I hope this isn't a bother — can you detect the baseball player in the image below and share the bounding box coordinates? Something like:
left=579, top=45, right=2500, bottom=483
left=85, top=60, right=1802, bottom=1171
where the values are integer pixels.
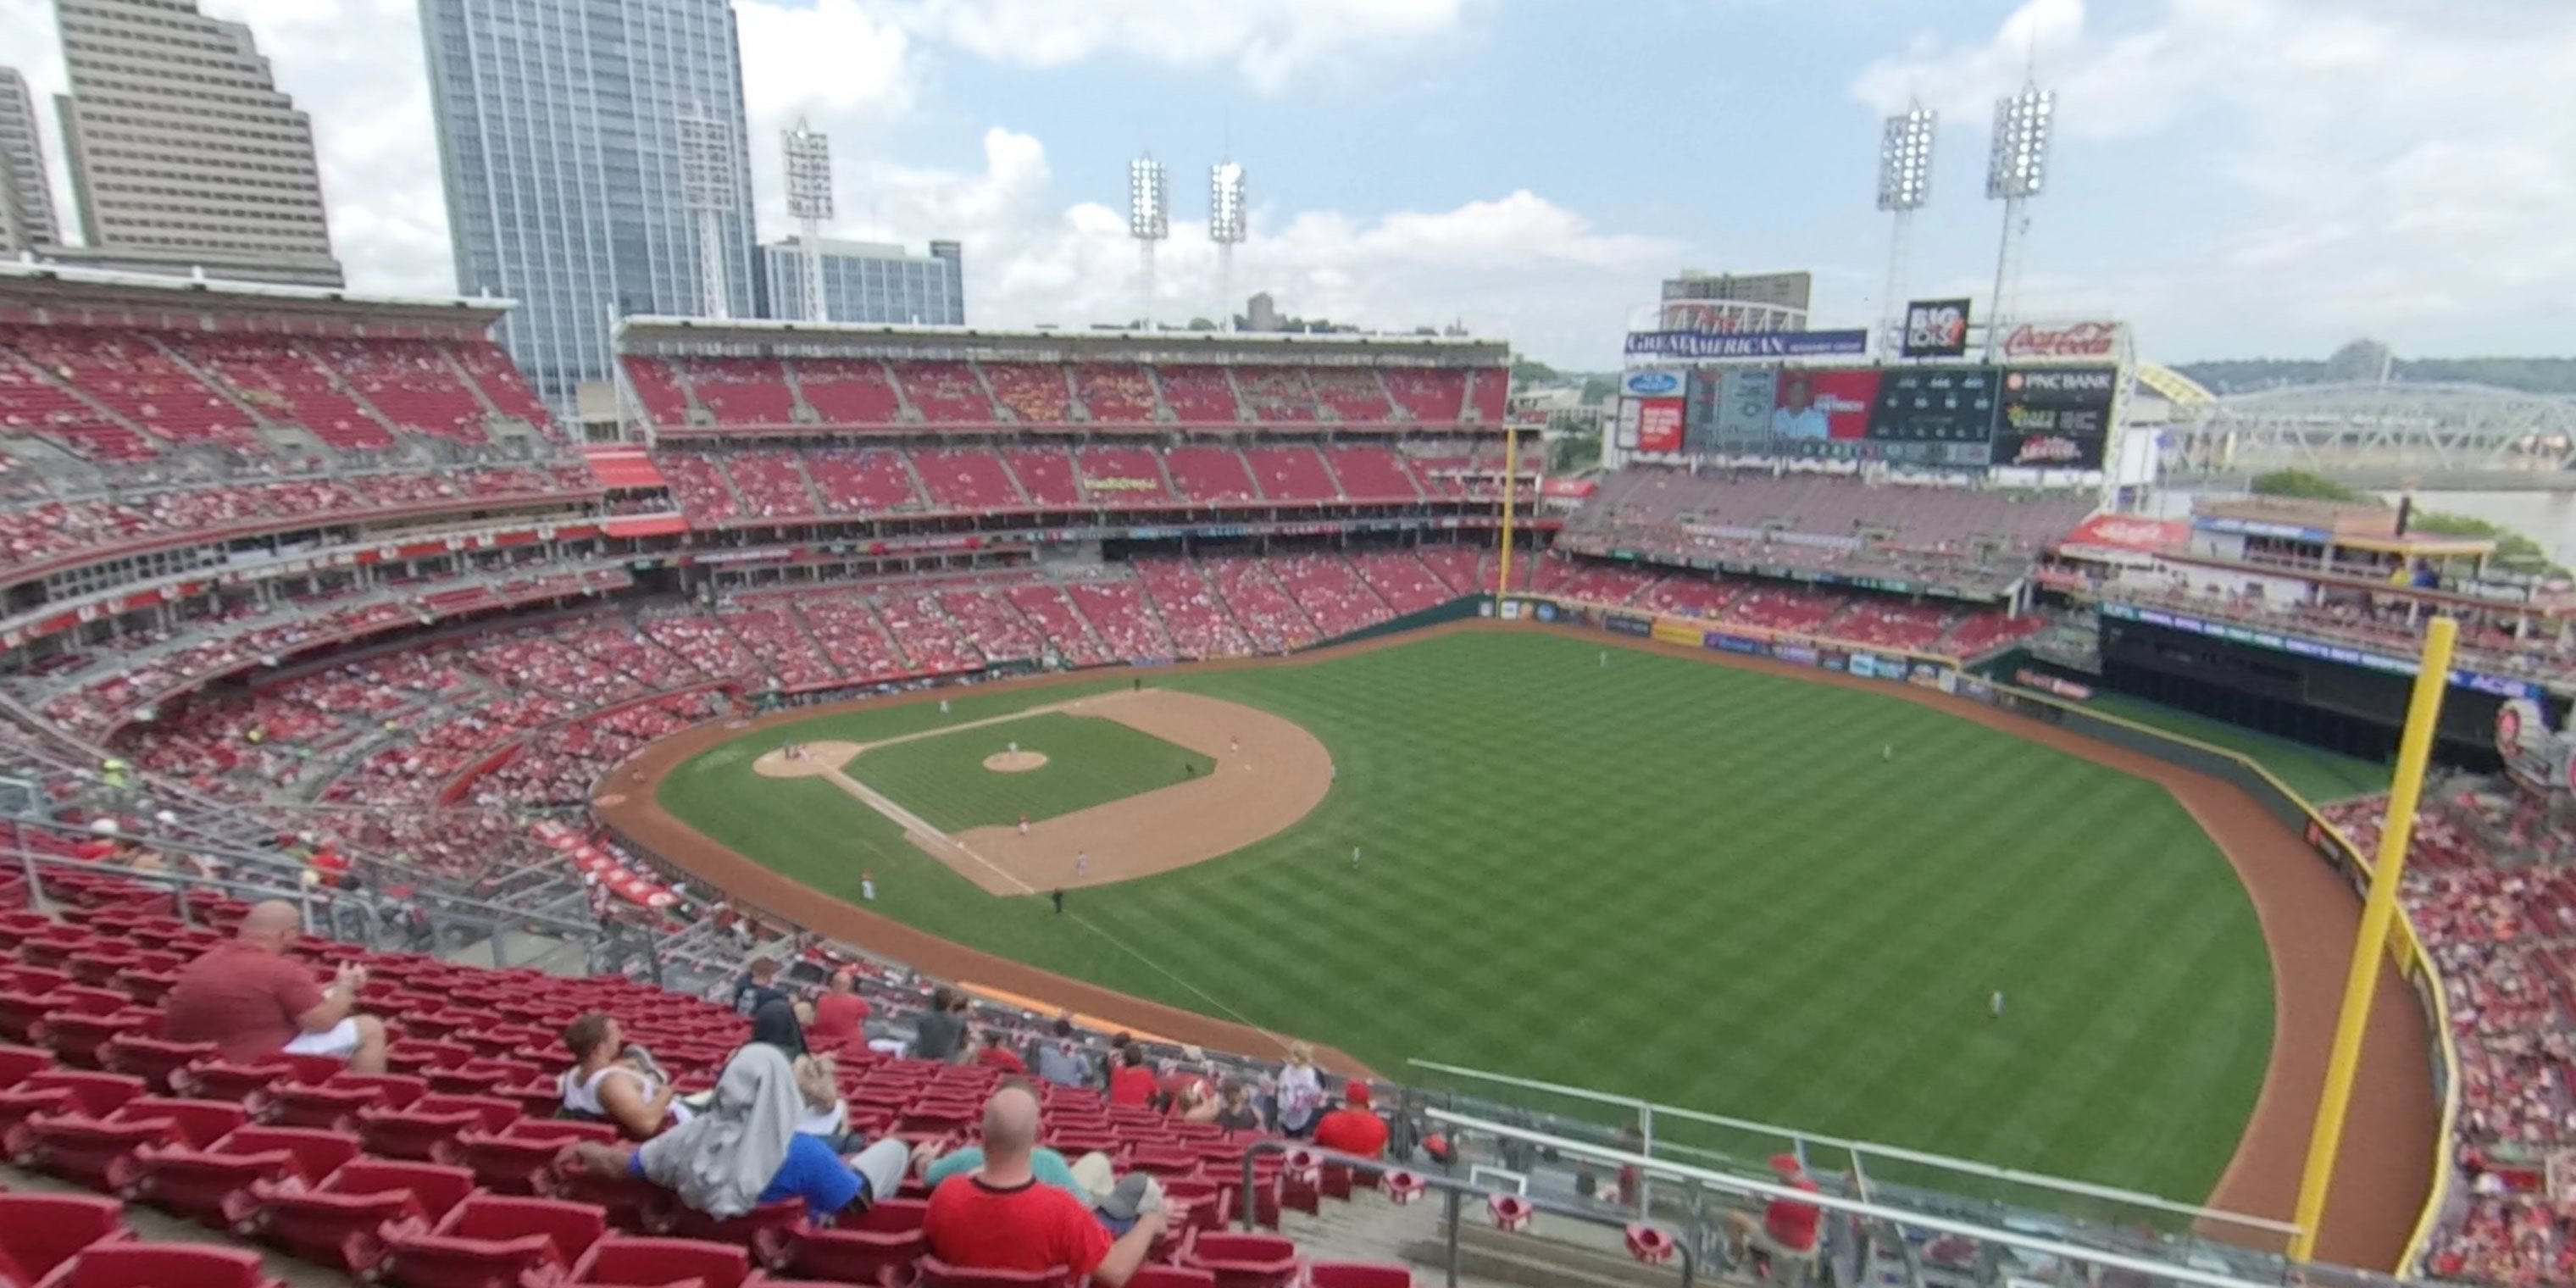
left=1074, top=851, right=1090, bottom=880
left=1883, top=744, right=1896, bottom=763
left=1352, top=845, right=1363, bottom=869
left=860, top=871, right=876, bottom=902
left=1990, top=990, right=2007, bottom=1020
left=1018, top=813, right=1030, bottom=837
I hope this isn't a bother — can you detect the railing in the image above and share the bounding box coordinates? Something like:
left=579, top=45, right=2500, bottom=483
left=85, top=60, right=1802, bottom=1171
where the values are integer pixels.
left=1403, top=1058, right=2301, bottom=1256
left=1422, top=1108, right=2408, bottom=1288
left=1237, top=1139, right=1696, bottom=1288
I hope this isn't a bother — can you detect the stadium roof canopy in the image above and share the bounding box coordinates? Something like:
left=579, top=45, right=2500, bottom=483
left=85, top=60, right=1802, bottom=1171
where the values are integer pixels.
left=0, top=257, right=515, bottom=333
left=613, top=314, right=1510, bottom=366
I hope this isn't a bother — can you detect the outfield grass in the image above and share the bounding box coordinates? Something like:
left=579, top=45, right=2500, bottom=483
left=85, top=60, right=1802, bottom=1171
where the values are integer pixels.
left=662, top=632, right=2273, bottom=1206
left=847, top=712, right=1213, bottom=830
left=2078, top=693, right=2390, bottom=803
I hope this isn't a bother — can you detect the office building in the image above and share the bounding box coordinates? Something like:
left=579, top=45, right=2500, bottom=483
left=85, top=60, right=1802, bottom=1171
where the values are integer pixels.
left=48, top=0, right=341, bottom=286
left=1658, top=269, right=1812, bottom=331
left=761, top=236, right=962, bottom=325
left=420, top=0, right=759, bottom=409
left=0, top=67, right=58, bottom=253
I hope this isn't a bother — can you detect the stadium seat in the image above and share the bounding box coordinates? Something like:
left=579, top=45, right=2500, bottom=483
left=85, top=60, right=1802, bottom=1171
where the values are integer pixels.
left=1180, top=1232, right=1302, bottom=1288
left=780, top=1196, right=923, bottom=1284
left=380, top=1194, right=607, bottom=1288
left=25, top=1243, right=282, bottom=1287
left=567, top=1235, right=752, bottom=1288
left=1307, top=1264, right=1413, bottom=1288
left=660, top=1198, right=805, bottom=1265
left=130, top=1125, right=364, bottom=1228
left=356, top=1093, right=521, bottom=1163
left=0, top=1194, right=130, bottom=1285
left=1126, top=1269, right=1217, bottom=1288
left=913, top=1257, right=1071, bottom=1288
left=247, top=1159, right=476, bottom=1274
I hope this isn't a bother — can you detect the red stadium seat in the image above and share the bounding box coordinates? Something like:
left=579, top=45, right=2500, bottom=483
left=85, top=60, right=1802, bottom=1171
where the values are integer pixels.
left=568, top=1235, right=751, bottom=1288
left=1180, top=1232, right=1302, bottom=1288
left=780, top=1196, right=923, bottom=1285
left=247, top=1159, right=476, bottom=1274
left=130, top=1125, right=363, bottom=1227
left=26, top=1243, right=280, bottom=1288
left=1126, top=1269, right=1217, bottom=1288
left=1307, top=1264, right=1413, bottom=1288
left=913, top=1257, right=1071, bottom=1288
left=381, top=1194, right=607, bottom=1288
left=357, top=1093, right=520, bottom=1163
left=0, top=1194, right=130, bottom=1285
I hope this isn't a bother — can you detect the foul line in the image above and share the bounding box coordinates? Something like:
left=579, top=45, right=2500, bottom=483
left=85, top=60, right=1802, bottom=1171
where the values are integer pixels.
left=816, top=764, right=1035, bottom=895
left=1063, top=908, right=1292, bottom=1058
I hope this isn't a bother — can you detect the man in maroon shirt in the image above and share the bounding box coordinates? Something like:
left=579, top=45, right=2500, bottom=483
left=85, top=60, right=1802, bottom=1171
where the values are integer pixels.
left=923, top=1082, right=1163, bottom=1285
left=807, top=969, right=871, bottom=1046
left=1726, top=1153, right=1824, bottom=1271
left=1310, top=1080, right=1391, bottom=1160
left=164, top=901, right=386, bottom=1072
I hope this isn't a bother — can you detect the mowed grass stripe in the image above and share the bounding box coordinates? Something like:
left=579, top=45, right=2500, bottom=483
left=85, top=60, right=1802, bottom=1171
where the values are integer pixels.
left=661, top=630, right=2271, bottom=1204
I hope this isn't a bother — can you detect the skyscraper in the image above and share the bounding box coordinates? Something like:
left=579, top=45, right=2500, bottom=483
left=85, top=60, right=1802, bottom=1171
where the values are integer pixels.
left=0, top=67, right=58, bottom=254
left=47, top=0, right=341, bottom=285
left=419, top=0, right=759, bottom=410
left=761, top=237, right=963, bottom=326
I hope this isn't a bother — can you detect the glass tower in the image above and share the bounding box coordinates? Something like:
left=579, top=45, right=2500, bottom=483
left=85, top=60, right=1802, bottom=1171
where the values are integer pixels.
left=419, top=0, right=759, bottom=410
left=762, top=237, right=963, bottom=326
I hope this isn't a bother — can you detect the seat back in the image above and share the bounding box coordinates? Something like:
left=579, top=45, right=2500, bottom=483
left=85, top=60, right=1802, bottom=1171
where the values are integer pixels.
left=1308, top=1264, right=1413, bottom=1288
left=35, top=1242, right=274, bottom=1288
left=913, top=1257, right=1070, bottom=1288
left=569, top=1236, right=748, bottom=1288
left=0, top=1193, right=126, bottom=1280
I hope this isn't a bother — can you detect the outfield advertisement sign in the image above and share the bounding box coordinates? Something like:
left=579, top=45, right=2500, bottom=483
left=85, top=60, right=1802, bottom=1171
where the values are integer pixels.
left=2101, top=601, right=2545, bottom=698
left=1624, top=328, right=1871, bottom=360
left=1707, top=632, right=1764, bottom=655
left=1604, top=613, right=1652, bottom=638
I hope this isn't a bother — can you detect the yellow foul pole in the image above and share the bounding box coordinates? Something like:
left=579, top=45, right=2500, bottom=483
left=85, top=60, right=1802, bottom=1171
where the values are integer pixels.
left=2288, top=614, right=2457, bottom=1263
left=1494, top=425, right=1519, bottom=601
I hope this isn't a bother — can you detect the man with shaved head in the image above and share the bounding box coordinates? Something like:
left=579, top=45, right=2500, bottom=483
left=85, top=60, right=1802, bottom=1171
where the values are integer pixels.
left=164, top=899, right=387, bottom=1073
left=922, top=1080, right=1164, bottom=1285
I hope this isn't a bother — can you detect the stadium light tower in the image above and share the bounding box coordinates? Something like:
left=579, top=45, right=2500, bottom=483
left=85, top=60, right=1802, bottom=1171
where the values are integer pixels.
left=1983, top=80, right=2055, bottom=358
left=1209, top=159, right=1246, bottom=326
left=783, top=119, right=835, bottom=323
left=1129, top=152, right=1169, bottom=325
left=1876, top=103, right=1935, bottom=349
left=678, top=104, right=741, bottom=319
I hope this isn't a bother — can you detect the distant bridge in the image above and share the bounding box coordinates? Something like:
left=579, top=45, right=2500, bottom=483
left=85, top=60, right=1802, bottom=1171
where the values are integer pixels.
left=2151, top=380, right=2576, bottom=482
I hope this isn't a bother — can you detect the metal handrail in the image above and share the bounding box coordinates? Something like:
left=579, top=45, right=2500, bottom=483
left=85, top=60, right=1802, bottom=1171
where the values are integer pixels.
left=1424, top=1108, right=2328, bottom=1288
left=1238, top=1139, right=1695, bottom=1288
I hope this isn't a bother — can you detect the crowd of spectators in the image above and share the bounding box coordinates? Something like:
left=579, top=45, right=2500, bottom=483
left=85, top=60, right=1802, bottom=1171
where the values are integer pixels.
left=2323, top=786, right=2576, bottom=1285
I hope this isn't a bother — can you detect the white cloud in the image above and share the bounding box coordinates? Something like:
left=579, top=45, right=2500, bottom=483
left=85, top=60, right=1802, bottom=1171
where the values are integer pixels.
left=876, top=0, right=1479, bottom=95
left=1852, top=0, right=2576, bottom=351
left=0, top=0, right=1644, bottom=364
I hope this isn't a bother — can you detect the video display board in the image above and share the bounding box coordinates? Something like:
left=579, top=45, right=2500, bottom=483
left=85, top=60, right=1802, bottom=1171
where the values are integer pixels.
left=1677, top=361, right=2112, bottom=469
left=1991, top=366, right=2117, bottom=469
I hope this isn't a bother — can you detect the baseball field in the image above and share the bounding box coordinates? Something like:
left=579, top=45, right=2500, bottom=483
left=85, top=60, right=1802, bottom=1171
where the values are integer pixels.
left=648, top=628, right=2279, bottom=1208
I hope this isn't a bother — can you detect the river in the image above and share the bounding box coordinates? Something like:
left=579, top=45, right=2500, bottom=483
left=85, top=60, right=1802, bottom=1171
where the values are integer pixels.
left=2151, top=490, right=2576, bottom=566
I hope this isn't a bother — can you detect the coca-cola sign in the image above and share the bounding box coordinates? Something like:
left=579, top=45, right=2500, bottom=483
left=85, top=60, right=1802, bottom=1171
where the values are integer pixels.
left=2001, top=321, right=2120, bottom=360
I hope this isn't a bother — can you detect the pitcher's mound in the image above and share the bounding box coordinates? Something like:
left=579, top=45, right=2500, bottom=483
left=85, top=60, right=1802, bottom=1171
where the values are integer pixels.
left=985, top=751, right=1050, bottom=773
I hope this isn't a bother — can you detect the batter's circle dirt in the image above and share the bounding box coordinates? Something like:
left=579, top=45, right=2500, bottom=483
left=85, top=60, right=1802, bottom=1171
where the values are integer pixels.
left=983, top=751, right=1049, bottom=773
left=594, top=620, right=2435, bottom=1269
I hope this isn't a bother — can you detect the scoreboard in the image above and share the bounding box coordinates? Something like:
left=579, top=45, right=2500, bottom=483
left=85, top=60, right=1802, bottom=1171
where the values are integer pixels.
left=1676, top=361, right=2117, bottom=469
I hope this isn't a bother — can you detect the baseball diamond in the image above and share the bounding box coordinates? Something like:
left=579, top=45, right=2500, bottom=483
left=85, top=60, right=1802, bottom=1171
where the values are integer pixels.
left=605, top=623, right=2437, bottom=1268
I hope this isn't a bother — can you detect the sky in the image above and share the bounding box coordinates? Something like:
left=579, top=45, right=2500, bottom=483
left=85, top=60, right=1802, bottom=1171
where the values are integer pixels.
left=2, top=0, right=2569, bottom=370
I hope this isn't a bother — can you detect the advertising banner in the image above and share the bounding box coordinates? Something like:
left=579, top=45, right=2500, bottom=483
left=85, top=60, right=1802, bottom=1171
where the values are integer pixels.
left=1635, top=397, right=1686, bottom=454
left=1999, top=320, right=2124, bottom=363
left=1709, top=631, right=1765, bottom=655
left=1994, top=366, right=2117, bottom=469
left=1768, top=368, right=1882, bottom=444
left=1848, top=652, right=1884, bottom=678
left=1651, top=619, right=1703, bottom=647
left=1605, top=613, right=1652, bottom=638
left=1624, top=329, right=1870, bottom=360
left=1772, top=643, right=1819, bottom=666
left=1901, top=298, right=1974, bottom=358
left=1818, top=649, right=1848, bottom=672
left=1868, top=366, right=2005, bottom=465
left=1621, top=369, right=1686, bottom=399
left=1613, top=396, right=1641, bottom=450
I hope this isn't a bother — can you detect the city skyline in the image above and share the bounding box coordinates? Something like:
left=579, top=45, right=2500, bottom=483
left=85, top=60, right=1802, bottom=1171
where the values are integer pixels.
left=0, top=0, right=2563, bottom=369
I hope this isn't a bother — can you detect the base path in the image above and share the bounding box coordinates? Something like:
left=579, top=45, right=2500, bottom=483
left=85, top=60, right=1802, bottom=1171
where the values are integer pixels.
left=748, top=690, right=1330, bottom=895
left=597, top=622, right=2436, bottom=1268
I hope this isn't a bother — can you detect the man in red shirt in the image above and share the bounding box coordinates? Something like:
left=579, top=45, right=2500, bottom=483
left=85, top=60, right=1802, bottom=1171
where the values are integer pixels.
left=924, top=1082, right=1163, bottom=1285
left=1106, top=1044, right=1158, bottom=1107
left=973, top=1029, right=1028, bottom=1074
left=1310, top=1080, right=1391, bottom=1159
left=807, top=969, right=871, bottom=1046
left=164, top=901, right=386, bottom=1072
left=1726, top=1153, right=1824, bottom=1271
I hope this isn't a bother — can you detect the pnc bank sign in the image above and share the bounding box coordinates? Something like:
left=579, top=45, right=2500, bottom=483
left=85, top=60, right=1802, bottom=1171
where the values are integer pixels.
left=2001, top=320, right=2122, bottom=360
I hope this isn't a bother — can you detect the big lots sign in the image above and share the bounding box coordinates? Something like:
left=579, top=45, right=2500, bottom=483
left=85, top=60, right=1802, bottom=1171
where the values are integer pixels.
left=2002, top=320, right=2122, bottom=360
